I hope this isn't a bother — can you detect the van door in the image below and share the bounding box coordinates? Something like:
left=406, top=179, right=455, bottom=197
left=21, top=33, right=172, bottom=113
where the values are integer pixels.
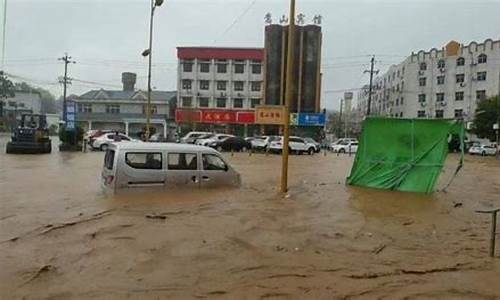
left=165, top=152, right=200, bottom=188
left=200, top=153, right=234, bottom=188
left=121, top=152, right=165, bottom=188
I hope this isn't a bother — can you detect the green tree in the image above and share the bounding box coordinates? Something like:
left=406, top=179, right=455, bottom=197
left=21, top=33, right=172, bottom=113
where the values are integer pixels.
left=473, top=95, right=500, bottom=142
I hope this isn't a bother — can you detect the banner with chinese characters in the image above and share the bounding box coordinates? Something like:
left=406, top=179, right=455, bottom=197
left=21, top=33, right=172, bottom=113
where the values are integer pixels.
left=254, top=105, right=285, bottom=125
left=175, top=109, right=255, bottom=124
left=65, top=101, right=77, bottom=131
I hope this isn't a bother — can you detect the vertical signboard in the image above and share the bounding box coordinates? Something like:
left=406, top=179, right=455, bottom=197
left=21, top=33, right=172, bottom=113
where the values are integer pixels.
left=65, top=101, right=76, bottom=131
left=255, top=105, right=285, bottom=125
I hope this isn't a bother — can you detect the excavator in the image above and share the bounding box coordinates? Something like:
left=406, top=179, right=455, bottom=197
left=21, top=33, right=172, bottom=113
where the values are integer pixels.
left=6, top=114, right=52, bottom=154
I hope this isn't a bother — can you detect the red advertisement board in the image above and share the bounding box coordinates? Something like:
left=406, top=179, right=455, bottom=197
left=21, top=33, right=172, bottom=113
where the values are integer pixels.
left=176, top=109, right=255, bottom=124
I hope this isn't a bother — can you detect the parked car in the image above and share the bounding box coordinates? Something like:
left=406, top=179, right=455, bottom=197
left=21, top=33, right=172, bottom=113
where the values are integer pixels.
left=331, top=140, right=358, bottom=153
left=304, top=137, right=321, bottom=153
left=180, top=131, right=211, bottom=144
left=92, top=132, right=140, bottom=151
left=196, top=133, right=234, bottom=146
left=269, top=136, right=317, bottom=155
left=208, top=136, right=251, bottom=152
left=102, top=142, right=241, bottom=191
left=330, top=138, right=358, bottom=150
left=468, top=144, right=498, bottom=156
left=250, top=135, right=279, bottom=151
left=85, top=129, right=114, bottom=146
left=149, top=133, right=166, bottom=143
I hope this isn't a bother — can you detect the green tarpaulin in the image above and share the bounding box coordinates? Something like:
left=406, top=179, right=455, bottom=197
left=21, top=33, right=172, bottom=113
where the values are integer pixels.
left=347, top=118, right=464, bottom=193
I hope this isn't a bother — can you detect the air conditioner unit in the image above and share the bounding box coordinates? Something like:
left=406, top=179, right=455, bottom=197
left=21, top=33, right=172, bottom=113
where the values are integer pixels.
left=441, top=101, right=447, bottom=106
left=460, top=82, right=466, bottom=87
left=418, top=71, right=425, bottom=76
left=420, top=102, right=427, bottom=107
left=197, top=92, right=201, bottom=96
left=439, top=68, right=445, bottom=73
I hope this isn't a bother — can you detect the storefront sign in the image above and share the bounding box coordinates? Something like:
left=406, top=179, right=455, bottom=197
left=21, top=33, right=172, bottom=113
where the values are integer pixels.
left=255, top=105, right=285, bottom=125
left=297, top=113, right=326, bottom=126
left=65, top=101, right=77, bottom=131
left=175, top=109, right=255, bottom=124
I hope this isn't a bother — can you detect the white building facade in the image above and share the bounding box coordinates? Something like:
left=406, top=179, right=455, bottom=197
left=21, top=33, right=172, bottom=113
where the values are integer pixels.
left=176, top=47, right=264, bottom=110
left=357, top=39, right=500, bottom=122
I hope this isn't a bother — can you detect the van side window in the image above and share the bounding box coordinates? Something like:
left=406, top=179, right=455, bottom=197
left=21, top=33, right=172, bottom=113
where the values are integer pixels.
left=104, top=150, right=115, bottom=170
left=125, top=152, right=162, bottom=170
left=168, top=153, right=198, bottom=170
left=202, top=154, right=227, bottom=171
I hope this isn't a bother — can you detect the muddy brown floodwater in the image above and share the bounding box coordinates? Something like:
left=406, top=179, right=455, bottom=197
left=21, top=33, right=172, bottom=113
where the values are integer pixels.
left=1, top=136, right=500, bottom=299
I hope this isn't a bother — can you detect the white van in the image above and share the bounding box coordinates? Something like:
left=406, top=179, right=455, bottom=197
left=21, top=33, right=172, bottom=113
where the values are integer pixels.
left=102, top=142, right=241, bottom=191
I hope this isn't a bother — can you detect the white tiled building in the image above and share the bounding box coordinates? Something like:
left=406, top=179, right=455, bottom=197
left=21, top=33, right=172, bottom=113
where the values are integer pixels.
left=357, top=39, right=500, bottom=121
left=176, top=47, right=264, bottom=110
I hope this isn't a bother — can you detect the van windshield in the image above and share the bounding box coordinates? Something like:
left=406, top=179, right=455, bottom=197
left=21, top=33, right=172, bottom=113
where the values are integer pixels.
left=104, top=150, right=115, bottom=170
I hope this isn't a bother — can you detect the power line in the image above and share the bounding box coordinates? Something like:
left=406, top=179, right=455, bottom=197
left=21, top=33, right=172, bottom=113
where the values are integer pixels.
left=213, top=0, right=257, bottom=45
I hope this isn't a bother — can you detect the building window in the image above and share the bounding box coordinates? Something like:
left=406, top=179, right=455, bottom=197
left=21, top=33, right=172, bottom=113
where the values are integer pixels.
left=455, top=91, right=464, bottom=101
left=436, top=93, right=445, bottom=102
left=78, top=103, right=92, bottom=113
left=106, top=104, right=120, bottom=114
left=456, top=74, right=465, bottom=83
left=182, top=61, right=193, bottom=72
left=199, top=62, right=210, bottom=73
left=216, top=81, right=227, bottom=91
left=417, top=110, right=426, bottom=118
left=216, top=63, right=227, bottom=73
left=454, top=109, right=463, bottom=118
left=251, top=81, right=261, bottom=92
left=234, top=63, right=245, bottom=74
left=457, top=57, right=465, bottom=66
left=419, top=77, right=426, bottom=87
left=400, top=112, right=403, bottom=118
left=400, top=97, right=404, bottom=105
left=126, top=153, right=162, bottom=170
left=418, top=94, right=426, bottom=103
left=168, top=153, right=197, bottom=170
left=437, top=59, right=445, bottom=69
left=233, top=98, right=244, bottom=108
left=199, top=80, right=209, bottom=90
left=477, top=71, right=487, bottom=81
left=396, top=98, right=399, bottom=106
left=435, top=110, right=444, bottom=118
left=437, top=76, right=445, bottom=85
left=182, top=97, right=192, bottom=107
left=252, top=64, right=262, bottom=74
left=216, top=97, right=226, bottom=108
left=476, top=90, right=486, bottom=101
left=199, top=97, right=209, bottom=108
left=234, top=81, right=244, bottom=91
left=478, top=54, right=487, bottom=64
left=250, top=98, right=261, bottom=108
left=182, top=79, right=192, bottom=89
left=142, top=105, right=158, bottom=114
left=419, top=62, right=427, bottom=71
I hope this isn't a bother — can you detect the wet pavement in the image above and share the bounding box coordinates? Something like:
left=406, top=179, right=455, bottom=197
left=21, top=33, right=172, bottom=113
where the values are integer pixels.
left=1, top=136, right=500, bottom=299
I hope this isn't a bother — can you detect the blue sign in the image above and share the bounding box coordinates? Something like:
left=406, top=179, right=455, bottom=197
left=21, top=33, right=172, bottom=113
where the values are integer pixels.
left=65, top=101, right=77, bottom=131
left=297, top=113, right=326, bottom=126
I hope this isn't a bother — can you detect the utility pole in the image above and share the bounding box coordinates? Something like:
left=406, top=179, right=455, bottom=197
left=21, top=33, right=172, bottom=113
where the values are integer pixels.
left=58, top=53, right=75, bottom=123
left=280, top=0, right=295, bottom=193
left=338, top=98, right=343, bottom=138
left=364, top=56, right=378, bottom=116
left=1, top=0, right=7, bottom=69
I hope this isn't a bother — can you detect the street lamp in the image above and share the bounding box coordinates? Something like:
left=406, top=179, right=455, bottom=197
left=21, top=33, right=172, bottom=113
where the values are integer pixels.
left=142, top=0, right=164, bottom=140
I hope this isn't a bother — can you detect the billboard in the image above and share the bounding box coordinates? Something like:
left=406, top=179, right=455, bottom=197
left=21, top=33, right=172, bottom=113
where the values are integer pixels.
left=65, top=101, right=77, bottom=131
left=255, top=105, right=285, bottom=125
left=175, top=109, right=255, bottom=124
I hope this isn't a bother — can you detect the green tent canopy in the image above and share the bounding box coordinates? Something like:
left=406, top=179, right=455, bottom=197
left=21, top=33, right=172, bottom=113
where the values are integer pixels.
left=347, top=118, right=464, bottom=193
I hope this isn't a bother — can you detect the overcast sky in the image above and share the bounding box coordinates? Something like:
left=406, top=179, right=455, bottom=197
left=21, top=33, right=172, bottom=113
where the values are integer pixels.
left=2, top=0, right=500, bottom=109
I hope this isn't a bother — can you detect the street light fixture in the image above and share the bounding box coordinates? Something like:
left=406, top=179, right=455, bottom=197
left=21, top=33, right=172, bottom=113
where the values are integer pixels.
left=143, top=0, right=164, bottom=140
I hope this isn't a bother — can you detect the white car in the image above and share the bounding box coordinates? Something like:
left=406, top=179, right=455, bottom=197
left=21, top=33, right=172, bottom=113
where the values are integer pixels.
left=180, top=131, right=211, bottom=144
left=251, top=135, right=279, bottom=150
left=269, top=136, right=317, bottom=155
left=331, top=141, right=358, bottom=154
left=469, top=144, right=498, bottom=156
left=196, top=134, right=234, bottom=146
left=92, top=133, right=140, bottom=151
left=330, top=138, right=358, bottom=150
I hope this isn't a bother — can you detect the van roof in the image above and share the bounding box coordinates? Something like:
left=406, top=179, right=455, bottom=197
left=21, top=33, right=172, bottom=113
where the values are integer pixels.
left=110, top=142, right=219, bottom=153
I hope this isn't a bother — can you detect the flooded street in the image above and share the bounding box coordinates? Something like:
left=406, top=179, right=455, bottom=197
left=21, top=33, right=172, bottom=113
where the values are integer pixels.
left=1, top=135, right=500, bottom=299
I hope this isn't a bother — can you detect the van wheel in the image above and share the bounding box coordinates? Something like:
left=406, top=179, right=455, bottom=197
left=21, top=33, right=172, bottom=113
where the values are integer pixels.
left=217, top=146, right=223, bottom=152
left=308, top=148, right=314, bottom=155
left=100, top=144, right=108, bottom=151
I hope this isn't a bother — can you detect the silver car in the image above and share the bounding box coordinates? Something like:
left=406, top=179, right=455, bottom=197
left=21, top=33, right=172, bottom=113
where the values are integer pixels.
left=102, top=142, right=241, bottom=191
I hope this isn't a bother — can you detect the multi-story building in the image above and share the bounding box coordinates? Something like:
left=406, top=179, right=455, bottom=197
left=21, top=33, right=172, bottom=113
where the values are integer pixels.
left=74, top=72, right=176, bottom=138
left=0, top=90, right=42, bottom=129
left=264, top=24, right=322, bottom=113
left=357, top=39, right=500, bottom=122
left=175, top=47, right=264, bottom=135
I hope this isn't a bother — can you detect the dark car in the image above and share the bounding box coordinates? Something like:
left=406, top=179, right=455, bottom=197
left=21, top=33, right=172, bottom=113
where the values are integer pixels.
left=209, top=136, right=251, bottom=152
